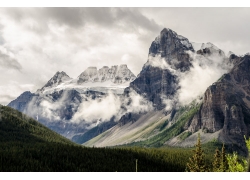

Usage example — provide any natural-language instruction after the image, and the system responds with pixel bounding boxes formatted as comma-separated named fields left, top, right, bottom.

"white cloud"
left=71, top=92, right=121, bottom=124
left=177, top=51, right=232, bottom=106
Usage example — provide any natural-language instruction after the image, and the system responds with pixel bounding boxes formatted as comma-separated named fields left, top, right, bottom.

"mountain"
left=7, top=27, right=250, bottom=154
left=77, top=64, right=135, bottom=84
left=126, top=28, right=194, bottom=110
left=8, top=64, right=136, bottom=141
left=83, top=28, right=250, bottom=154
left=38, top=64, right=136, bottom=95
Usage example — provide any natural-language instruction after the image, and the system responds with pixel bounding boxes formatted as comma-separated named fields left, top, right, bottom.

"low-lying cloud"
left=71, top=92, right=121, bottom=124
left=178, top=50, right=232, bottom=105
left=24, top=88, right=153, bottom=130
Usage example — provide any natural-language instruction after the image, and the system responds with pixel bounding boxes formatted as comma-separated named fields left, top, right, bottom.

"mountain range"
left=8, top=28, right=250, bottom=153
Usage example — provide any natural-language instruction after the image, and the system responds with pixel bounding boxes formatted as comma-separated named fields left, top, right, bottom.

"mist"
left=148, top=43, right=234, bottom=109
left=178, top=49, right=232, bottom=106
left=71, top=92, right=121, bottom=124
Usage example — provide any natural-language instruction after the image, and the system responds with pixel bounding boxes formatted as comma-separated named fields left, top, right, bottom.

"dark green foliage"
left=186, top=134, right=206, bottom=172
left=0, top=104, right=209, bottom=172
left=159, top=120, right=169, bottom=131
left=0, top=105, right=73, bottom=144
left=0, top=142, right=195, bottom=172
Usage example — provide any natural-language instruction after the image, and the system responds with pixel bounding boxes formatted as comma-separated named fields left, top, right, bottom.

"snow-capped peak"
left=37, top=71, right=72, bottom=93
left=37, top=65, right=136, bottom=95
left=77, top=64, right=136, bottom=84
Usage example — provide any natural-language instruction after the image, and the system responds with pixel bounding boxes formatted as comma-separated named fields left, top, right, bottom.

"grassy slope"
left=126, top=103, right=201, bottom=147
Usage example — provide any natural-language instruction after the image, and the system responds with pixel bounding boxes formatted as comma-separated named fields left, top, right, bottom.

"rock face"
left=77, top=64, right=136, bottom=84
left=149, top=28, right=194, bottom=71
left=127, top=28, right=194, bottom=109
left=188, top=55, right=250, bottom=149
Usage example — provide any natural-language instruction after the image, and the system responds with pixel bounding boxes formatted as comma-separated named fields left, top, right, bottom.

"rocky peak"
left=77, top=65, right=136, bottom=84
left=149, top=28, right=194, bottom=57
left=77, top=67, right=99, bottom=83
left=38, top=71, right=72, bottom=92
left=128, top=28, right=195, bottom=109
left=147, top=28, right=194, bottom=72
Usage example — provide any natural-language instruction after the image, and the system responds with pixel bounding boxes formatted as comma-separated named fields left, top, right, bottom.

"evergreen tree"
left=219, top=143, right=228, bottom=172
left=212, top=148, right=221, bottom=172
left=186, top=133, right=206, bottom=172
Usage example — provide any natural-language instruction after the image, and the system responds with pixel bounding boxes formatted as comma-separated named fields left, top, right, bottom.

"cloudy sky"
left=0, top=7, right=250, bottom=105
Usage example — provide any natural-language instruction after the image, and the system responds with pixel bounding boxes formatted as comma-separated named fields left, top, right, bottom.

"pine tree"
left=219, top=143, right=228, bottom=172
left=186, top=133, right=206, bottom=172
left=212, top=148, right=221, bottom=172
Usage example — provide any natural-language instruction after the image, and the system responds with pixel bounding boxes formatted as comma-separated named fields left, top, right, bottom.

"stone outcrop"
left=188, top=55, right=250, bottom=148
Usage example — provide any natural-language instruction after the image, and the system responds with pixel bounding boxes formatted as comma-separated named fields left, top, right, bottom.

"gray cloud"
left=1, top=7, right=161, bottom=36
left=0, top=50, right=22, bottom=70
left=0, top=7, right=250, bottom=106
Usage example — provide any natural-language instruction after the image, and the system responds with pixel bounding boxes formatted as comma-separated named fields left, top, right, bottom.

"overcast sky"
left=0, top=7, right=250, bottom=105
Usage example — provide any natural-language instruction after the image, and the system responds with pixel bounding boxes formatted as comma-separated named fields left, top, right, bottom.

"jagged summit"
left=149, top=28, right=194, bottom=57
left=77, top=64, right=136, bottom=84
left=36, top=64, right=136, bottom=95
left=37, top=71, right=72, bottom=93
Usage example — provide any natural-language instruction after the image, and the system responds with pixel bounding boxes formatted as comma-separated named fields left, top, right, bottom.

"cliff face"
left=188, top=55, right=250, bottom=147
left=127, top=28, right=194, bottom=109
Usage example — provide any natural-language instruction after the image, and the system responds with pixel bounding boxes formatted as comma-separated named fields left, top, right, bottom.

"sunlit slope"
left=84, top=103, right=201, bottom=147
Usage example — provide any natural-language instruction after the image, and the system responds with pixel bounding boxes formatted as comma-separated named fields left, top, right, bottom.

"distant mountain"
left=38, top=64, right=136, bottom=95
left=8, top=64, right=136, bottom=141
